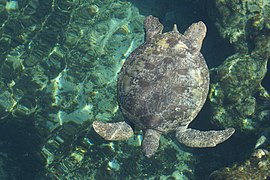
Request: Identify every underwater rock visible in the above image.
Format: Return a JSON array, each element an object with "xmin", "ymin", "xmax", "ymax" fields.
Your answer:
[
  {"xmin": 209, "ymin": 53, "xmax": 268, "ymax": 130},
  {"xmin": 0, "ymin": 0, "xmax": 144, "ymax": 129},
  {"xmin": 43, "ymin": 129, "xmax": 196, "ymax": 179},
  {"xmin": 88, "ymin": 5, "xmax": 99, "ymax": 16},
  {"xmin": 5, "ymin": 0, "xmax": 19, "ymax": 12},
  {"xmin": 209, "ymin": 0, "xmax": 270, "ymax": 53},
  {"xmin": 208, "ymin": 2, "xmax": 270, "ymax": 178},
  {"xmin": 209, "ymin": 148, "xmax": 270, "ymax": 180}
]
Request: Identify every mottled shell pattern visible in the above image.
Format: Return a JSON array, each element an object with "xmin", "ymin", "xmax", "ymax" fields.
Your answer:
[{"xmin": 117, "ymin": 16, "xmax": 209, "ymax": 133}]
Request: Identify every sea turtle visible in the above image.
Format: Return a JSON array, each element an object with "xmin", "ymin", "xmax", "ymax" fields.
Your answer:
[{"xmin": 93, "ymin": 15, "xmax": 235, "ymax": 158}]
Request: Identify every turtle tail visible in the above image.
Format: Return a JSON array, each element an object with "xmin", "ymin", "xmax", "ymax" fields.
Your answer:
[{"xmin": 142, "ymin": 129, "xmax": 161, "ymax": 158}]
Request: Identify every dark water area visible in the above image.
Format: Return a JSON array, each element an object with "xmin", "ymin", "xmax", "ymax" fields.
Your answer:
[
  {"xmin": 262, "ymin": 61, "xmax": 270, "ymax": 92},
  {"xmin": 0, "ymin": 117, "xmax": 44, "ymax": 179},
  {"xmin": 190, "ymin": 100, "xmax": 257, "ymax": 179}
]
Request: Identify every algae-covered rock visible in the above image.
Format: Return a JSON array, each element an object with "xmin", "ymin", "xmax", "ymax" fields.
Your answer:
[
  {"xmin": 210, "ymin": 0, "xmax": 270, "ymax": 53},
  {"xmin": 209, "ymin": 149, "xmax": 270, "ymax": 180},
  {"xmin": 209, "ymin": 53, "xmax": 268, "ymax": 130},
  {"xmin": 207, "ymin": 0, "xmax": 270, "ymax": 178}
]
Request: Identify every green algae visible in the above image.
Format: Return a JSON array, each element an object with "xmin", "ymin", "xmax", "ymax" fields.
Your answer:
[
  {"xmin": 209, "ymin": 149, "xmax": 270, "ymax": 180},
  {"xmin": 209, "ymin": 53, "xmax": 268, "ymax": 129}
]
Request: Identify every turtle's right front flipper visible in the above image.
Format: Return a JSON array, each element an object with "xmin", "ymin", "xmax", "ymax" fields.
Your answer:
[
  {"xmin": 176, "ymin": 127, "xmax": 235, "ymax": 148},
  {"xmin": 93, "ymin": 121, "xmax": 134, "ymax": 141}
]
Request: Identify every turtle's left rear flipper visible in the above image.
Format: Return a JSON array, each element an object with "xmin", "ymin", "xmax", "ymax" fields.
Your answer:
[
  {"xmin": 93, "ymin": 121, "xmax": 134, "ymax": 141},
  {"xmin": 176, "ymin": 127, "xmax": 235, "ymax": 147}
]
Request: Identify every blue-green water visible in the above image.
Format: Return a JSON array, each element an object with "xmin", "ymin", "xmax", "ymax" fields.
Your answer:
[{"xmin": 0, "ymin": 0, "xmax": 269, "ymax": 179}]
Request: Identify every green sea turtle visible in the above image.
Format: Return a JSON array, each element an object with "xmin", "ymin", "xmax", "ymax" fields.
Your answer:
[{"xmin": 93, "ymin": 15, "xmax": 235, "ymax": 158}]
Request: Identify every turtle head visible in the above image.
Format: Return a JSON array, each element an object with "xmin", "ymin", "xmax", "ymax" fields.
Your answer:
[{"xmin": 144, "ymin": 15, "xmax": 164, "ymax": 41}]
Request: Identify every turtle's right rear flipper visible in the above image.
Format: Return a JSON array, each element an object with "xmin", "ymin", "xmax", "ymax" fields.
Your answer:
[
  {"xmin": 176, "ymin": 127, "xmax": 235, "ymax": 148},
  {"xmin": 93, "ymin": 121, "xmax": 134, "ymax": 141}
]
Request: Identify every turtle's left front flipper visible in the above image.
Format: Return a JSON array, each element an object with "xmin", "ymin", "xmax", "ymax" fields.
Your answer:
[
  {"xmin": 176, "ymin": 127, "xmax": 235, "ymax": 147},
  {"xmin": 93, "ymin": 121, "xmax": 134, "ymax": 141}
]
